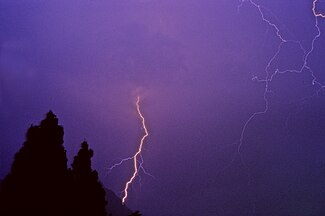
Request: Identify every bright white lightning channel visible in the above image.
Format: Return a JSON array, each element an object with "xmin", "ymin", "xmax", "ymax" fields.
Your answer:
[{"xmin": 108, "ymin": 96, "xmax": 151, "ymax": 204}]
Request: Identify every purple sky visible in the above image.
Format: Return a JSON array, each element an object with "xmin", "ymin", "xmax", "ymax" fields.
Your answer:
[{"xmin": 1, "ymin": 0, "xmax": 325, "ymax": 215}]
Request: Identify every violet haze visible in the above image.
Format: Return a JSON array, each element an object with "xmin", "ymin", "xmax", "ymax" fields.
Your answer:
[{"xmin": 1, "ymin": 0, "xmax": 325, "ymax": 215}]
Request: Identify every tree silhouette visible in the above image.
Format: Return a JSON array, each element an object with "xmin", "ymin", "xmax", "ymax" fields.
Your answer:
[
  {"xmin": 0, "ymin": 111, "xmax": 69, "ymax": 216},
  {"xmin": 70, "ymin": 141, "xmax": 107, "ymax": 216},
  {"xmin": 0, "ymin": 111, "xmax": 136, "ymax": 216}
]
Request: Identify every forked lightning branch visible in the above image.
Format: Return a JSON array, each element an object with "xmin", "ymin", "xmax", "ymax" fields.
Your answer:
[{"xmin": 108, "ymin": 96, "xmax": 150, "ymax": 204}]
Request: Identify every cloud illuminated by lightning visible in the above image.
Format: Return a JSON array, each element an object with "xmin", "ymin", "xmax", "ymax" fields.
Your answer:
[{"xmin": 107, "ymin": 96, "xmax": 150, "ymax": 204}]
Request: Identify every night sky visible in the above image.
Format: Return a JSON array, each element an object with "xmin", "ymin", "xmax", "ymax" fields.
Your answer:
[{"xmin": 1, "ymin": 0, "xmax": 325, "ymax": 215}]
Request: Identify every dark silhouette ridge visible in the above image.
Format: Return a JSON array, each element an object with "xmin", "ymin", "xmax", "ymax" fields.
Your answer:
[
  {"xmin": 105, "ymin": 188, "xmax": 132, "ymax": 216},
  {"xmin": 129, "ymin": 210, "xmax": 142, "ymax": 216},
  {"xmin": 0, "ymin": 111, "xmax": 114, "ymax": 216}
]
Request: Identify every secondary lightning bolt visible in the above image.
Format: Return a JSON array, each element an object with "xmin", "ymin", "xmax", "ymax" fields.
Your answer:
[
  {"xmin": 107, "ymin": 96, "xmax": 150, "ymax": 204},
  {"xmin": 234, "ymin": 0, "xmax": 325, "ymax": 213},
  {"xmin": 313, "ymin": 0, "xmax": 325, "ymax": 18},
  {"xmin": 310, "ymin": 0, "xmax": 325, "ymax": 89},
  {"xmin": 237, "ymin": 0, "xmax": 325, "ymax": 153},
  {"xmin": 237, "ymin": 0, "xmax": 289, "ymax": 154}
]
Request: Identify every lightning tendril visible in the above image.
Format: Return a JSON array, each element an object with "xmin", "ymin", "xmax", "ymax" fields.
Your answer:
[
  {"xmin": 313, "ymin": 0, "xmax": 325, "ymax": 18},
  {"xmin": 234, "ymin": 0, "xmax": 325, "ymax": 212},
  {"xmin": 237, "ymin": 0, "xmax": 325, "ymax": 155}
]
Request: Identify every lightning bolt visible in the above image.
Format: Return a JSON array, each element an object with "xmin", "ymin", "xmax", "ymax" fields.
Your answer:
[
  {"xmin": 237, "ymin": 0, "xmax": 325, "ymax": 155},
  {"xmin": 311, "ymin": 0, "xmax": 325, "ymax": 89},
  {"xmin": 107, "ymin": 96, "xmax": 151, "ymax": 204},
  {"xmin": 121, "ymin": 96, "xmax": 149, "ymax": 204},
  {"xmin": 313, "ymin": 0, "xmax": 325, "ymax": 18},
  {"xmin": 234, "ymin": 0, "xmax": 325, "ymax": 212}
]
